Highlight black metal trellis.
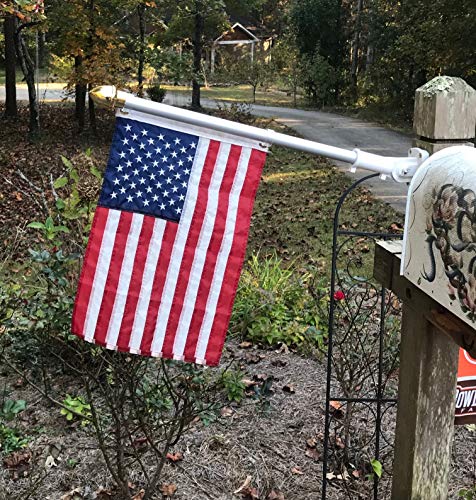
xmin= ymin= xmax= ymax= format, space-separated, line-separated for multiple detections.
xmin=322 ymin=174 xmax=403 ymax=499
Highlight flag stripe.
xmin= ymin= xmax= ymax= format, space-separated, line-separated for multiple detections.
xmin=116 ymin=215 xmax=156 ymax=351
xmin=193 ymin=148 xmax=254 ymax=363
xmin=72 ymin=207 xmax=109 ymax=337
xmin=93 ymin=211 xmax=134 ymax=346
xmin=138 ymin=221 xmax=177 ymax=355
xmin=201 ymin=149 xmax=266 ymax=365
xmin=105 ymin=213 xmax=144 ymax=349
xmin=83 ymin=209 xmax=122 ymax=342
xmin=164 ymin=143 xmax=232 ymax=359
xmin=150 ymin=138 xmax=217 ymax=356
xmin=180 ymin=144 xmax=243 ymax=362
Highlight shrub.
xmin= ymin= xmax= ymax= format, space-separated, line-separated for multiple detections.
xmin=147 ymin=83 xmax=167 ymax=103
xmin=231 ymin=253 xmax=328 ymax=351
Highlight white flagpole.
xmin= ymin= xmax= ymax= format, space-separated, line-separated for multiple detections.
xmin=90 ymin=86 xmax=429 ymax=183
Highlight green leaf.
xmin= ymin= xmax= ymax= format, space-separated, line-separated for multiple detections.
xmin=85 ymin=147 xmax=92 ymax=157
xmin=61 ymin=156 xmax=73 ymax=169
xmin=70 ymin=169 xmax=79 ymax=183
xmin=53 ymin=226 xmax=70 ymax=234
xmin=371 ymin=459 xmax=382 ymax=478
xmin=27 ymin=221 xmax=45 ymax=229
xmin=53 ymin=177 xmax=68 ymax=189
xmin=56 ymin=198 xmax=66 ymax=210
xmin=45 ymin=217 xmax=54 ymax=230
xmin=90 ymin=166 xmax=102 ymax=180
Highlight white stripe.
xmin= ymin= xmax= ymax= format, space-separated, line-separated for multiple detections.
xmin=194 ymin=148 xmax=252 ymax=362
xmin=128 ymin=218 xmax=167 ymax=352
xmin=84 ymin=209 xmax=121 ymax=342
xmin=105 ymin=213 xmax=144 ymax=349
xmin=150 ymin=138 xmax=211 ymax=355
xmin=172 ymin=143 xmax=232 ymax=358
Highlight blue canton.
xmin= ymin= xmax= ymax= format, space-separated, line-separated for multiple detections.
xmin=99 ymin=117 xmax=199 ymax=223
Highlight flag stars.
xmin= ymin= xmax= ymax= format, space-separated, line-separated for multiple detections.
xmin=156 ymin=181 xmax=162 ymax=189
xmin=141 ymin=129 xmax=148 ymax=136
xmin=184 ymin=168 xmax=190 ymax=175
xmin=169 ymin=199 xmax=175 ymax=206
xmin=139 ymin=177 xmax=146 ymax=185
xmin=158 ymin=168 xmax=165 ymax=176
xmin=160 ymin=203 xmax=166 ymax=210
xmin=155 ymin=147 xmax=162 ymax=154
xmin=179 ymin=194 xmax=185 ymax=201
xmin=149 ymin=173 xmax=156 ymax=181
xmin=145 ymin=151 xmax=152 ymax=159
xmin=171 ymin=151 xmax=178 ymax=158
xmin=190 ymin=142 xmax=196 ymax=149
xmin=172 ymin=186 xmax=178 ymax=193
xmin=136 ymin=191 xmax=142 ymax=198
xmin=174 ymin=138 xmax=181 ymax=145
xmin=133 ymin=168 xmax=139 ymax=176
xmin=187 ymin=155 xmax=193 ymax=162
xmin=110 ymin=192 xmax=117 ymax=199
xmin=176 ymin=207 xmax=182 ymax=214
xmin=125 ymin=124 xmax=132 ymax=132
xmin=136 ymin=156 xmax=142 ymax=163
xmin=166 ymin=177 xmax=172 ymax=185
xmin=168 ymin=164 xmax=175 ymax=171
xmin=148 ymin=138 xmax=154 ymax=145
xmin=123 ymin=173 xmax=130 ymax=181
xmin=120 ymin=187 xmax=126 ymax=194
xmin=146 ymin=186 xmax=152 ymax=194
xmin=152 ymin=194 xmax=159 ymax=202
xmin=174 ymin=172 xmax=181 ymax=180
xmin=119 ymin=151 xmax=126 ymax=159
xmin=129 ymin=182 xmax=136 ymax=189
xmin=132 ymin=133 xmax=138 ymax=141
xmin=158 ymin=134 xmax=164 ymax=141
xmin=127 ymin=195 xmax=133 ymax=203
xmin=152 ymin=160 xmax=159 ymax=168
xmin=163 ymin=190 xmax=169 ymax=198
xmin=126 ymin=160 xmax=132 ymax=168
xmin=143 ymin=199 xmax=150 ymax=207
xmin=139 ymin=143 xmax=146 ymax=150
xmin=129 ymin=147 xmax=135 ymax=154
xmin=165 ymin=143 xmax=171 ymax=150
xmin=180 ymin=147 xmax=186 ymax=154
xmin=161 ymin=156 xmax=168 ymax=163
xmin=122 ymin=138 xmax=129 ymax=145
xmin=116 ymin=165 xmax=124 ymax=172
xmin=113 ymin=178 xmax=120 ymax=185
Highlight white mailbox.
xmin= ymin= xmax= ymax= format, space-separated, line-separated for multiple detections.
xmin=402 ymin=146 xmax=476 ymax=327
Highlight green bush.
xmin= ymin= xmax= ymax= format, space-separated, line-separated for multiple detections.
xmin=147 ymin=84 xmax=167 ymax=103
xmin=231 ymin=253 xmax=328 ymax=351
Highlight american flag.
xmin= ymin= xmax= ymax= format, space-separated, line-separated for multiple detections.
xmin=72 ymin=109 xmax=267 ymax=366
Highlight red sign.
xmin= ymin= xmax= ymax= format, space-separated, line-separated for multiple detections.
xmin=455 ymin=348 xmax=476 ymax=425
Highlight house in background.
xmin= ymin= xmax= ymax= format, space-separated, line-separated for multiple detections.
xmin=209 ymin=22 xmax=275 ymax=74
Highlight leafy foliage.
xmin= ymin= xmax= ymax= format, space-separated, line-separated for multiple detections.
xmin=231 ymin=253 xmax=328 ymax=350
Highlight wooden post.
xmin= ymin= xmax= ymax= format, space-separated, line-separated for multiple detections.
xmin=413 ymin=76 xmax=476 ymax=154
xmin=374 ymin=242 xmax=476 ymax=499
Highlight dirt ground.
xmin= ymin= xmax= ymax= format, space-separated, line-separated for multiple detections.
xmin=0 ymin=104 xmax=475 ymax=499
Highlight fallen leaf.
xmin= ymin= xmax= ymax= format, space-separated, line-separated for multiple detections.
xmin=160 ymin=483 xmax=177 ymax=497
xmin=242 ymin=379 xmax=256 ymax=388
xmin=166 ymin=452 xmax=183 ymax=463
xmin=291 ymin=466 xmax=304 ymax=475
xmin=60 ymin=487 xmax=82 ymax=500
xmin=282 ymin=384 xmax=295 ymax=394
xmin=239 ymin=341 xmax=253 ymax=349
xmin=241 ymin=487 xmax=259 ymax=499
xmin=267 ymin=491 xmax=285 ymax=500
xmin=234 ymin=475 xmax=252 ymax=494
xmin=220 ymin=407 xmax=233 ymax=417
xmin=329 ymin=400 xmax=344 ymax=418
xmin=131 ymin=489 xmax=145 ymax=500
xmin=305 ymin=448 xmax=320 ymax=460
xmin=45 ymin=455 xmax=57 ymax=468
xmin=352 ymin=470 xmax=361 ymax=478
xmin=3 ymin=450 xmax=31 ymax=469
xmin=306 ymin=437 xmax=317 ymax=448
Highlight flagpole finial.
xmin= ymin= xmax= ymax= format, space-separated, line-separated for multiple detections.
xmin=90 ymin=86 xmax=126 ymax=109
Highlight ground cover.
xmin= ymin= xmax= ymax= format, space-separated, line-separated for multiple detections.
xmin=0 ymin=104 xmax=474 ymax=499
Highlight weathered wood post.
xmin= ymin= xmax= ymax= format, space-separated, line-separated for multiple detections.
xmin=374 ymin=76 xmax=476 ymax=500
xmin=413 ymin=76 xmax=476 ymax=154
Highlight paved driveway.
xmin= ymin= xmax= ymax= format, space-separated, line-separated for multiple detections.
xmin=1 ymin=85 xmax=412 ymax=212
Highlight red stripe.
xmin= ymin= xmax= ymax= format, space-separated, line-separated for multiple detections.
xmin=71 ymin=207 xmax=109 ymax=338
xmin=204 ymin=149 xmax=267 ymax=365
xmin=139 ymin=221 xmax=178 ymax=355
xmin=93 ymin=211 xmax=134 ymax=346
xmin=115 ymin=215 xmax=155 ymax=351
xmin=183 ymin=145 xmax=242 ymax=362
xmin=161 ymin=140 xmax=221 ymax=359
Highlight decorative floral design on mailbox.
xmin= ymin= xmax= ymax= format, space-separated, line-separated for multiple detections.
xmin=402 ymin=146 xmax=476 ymax=328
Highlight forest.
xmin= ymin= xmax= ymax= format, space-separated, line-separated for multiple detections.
xmin=1 ymin=0 xmax=475 ymax=136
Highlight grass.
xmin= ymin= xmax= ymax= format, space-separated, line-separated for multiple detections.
xmin=162 ymin=84 xmax=306 ymax=107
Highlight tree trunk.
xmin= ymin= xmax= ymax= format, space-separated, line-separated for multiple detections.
xmin=350 ymin=0 xmax=364 ymax=101
xmin=74 ymin=55 xmax=87 ymax=131
xmin=191 ymin=2 xmax=204 ymax=109
xmin=88 ymin=83 xmax=97 ymax=135
xmin=137 ymin=2 xmax=146 ymax=97
xmin=15 ymin=22 xmax=40 ymax=137
xmin=4 ymin=15 xmax=17 ymax=118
